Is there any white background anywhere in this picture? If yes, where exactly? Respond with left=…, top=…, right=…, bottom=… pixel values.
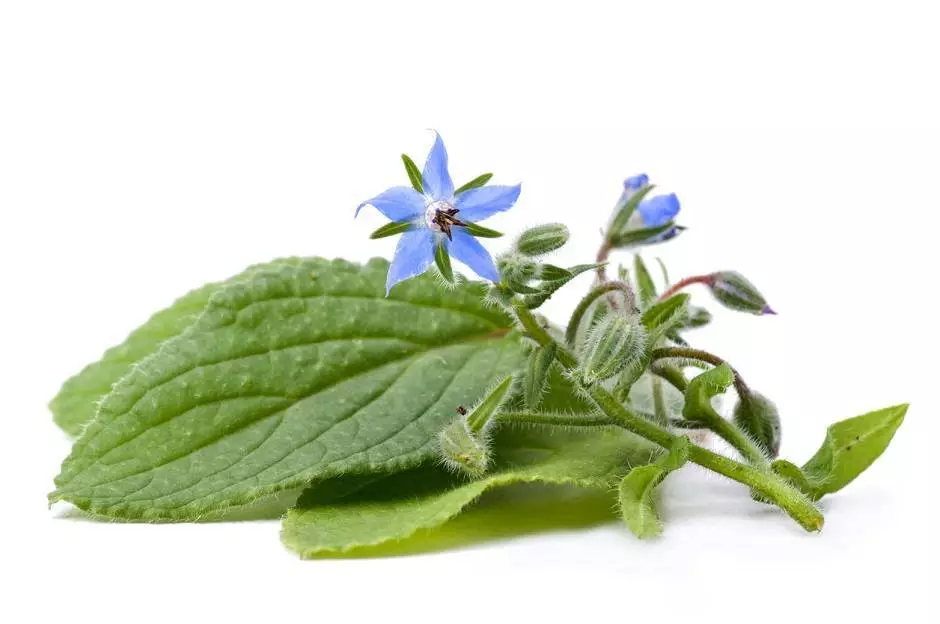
left=1, top=1, right=937, bottom=622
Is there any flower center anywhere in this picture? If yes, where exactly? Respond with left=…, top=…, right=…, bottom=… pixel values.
left=424, top=200, right=466, bottom=240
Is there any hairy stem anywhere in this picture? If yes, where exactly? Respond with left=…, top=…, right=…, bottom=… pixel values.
left=512, top=301, right=822, bottom=532
left=497, top=411, right=613, bottom=428
left=652, top=346, right=751, bottom=397
left=565, top=281, right=638, bottom=347
left=658, top=274, right=715, bottom=300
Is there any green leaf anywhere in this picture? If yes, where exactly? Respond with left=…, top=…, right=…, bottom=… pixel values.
left=608, top=184, right=655, bottom=236
left=617, top=436, right=689, bottom=539
left=401, top=154, right=424, bottom=194
left=682, top=363, right=734, bottom=424
left=454, top=173, right=493, bottom=195
left=611, top=222, right=679, bottom=248
left=281, top=427, right=659, bottom=557
left=641, top=293, right=690, bottom=334
left=522, top=263, right=603, bottom=309
left=462, top=222, right=503, bottom=238
left=369, top=220, right=412, bottom=239
left=50, top=258, right=524, bottom=520
left=434, top=240, right=454, bottom=283
left=800, top=404, right=907, bottom=499
left=49, top=262, right=273, bottom=436
left=655, top=257, right=670, bottom=286
left=524, top=344, right=555, bottom=409
left=633, top=254, right=657, bottom=306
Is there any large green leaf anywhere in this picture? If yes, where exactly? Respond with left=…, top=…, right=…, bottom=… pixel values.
left=617, top=436, right=689, bottom=539
left=281, top=427, right=660, bottom=558
left=50, top=257, right=524, bottom=520
left=50, top=283, right=220, bottom=437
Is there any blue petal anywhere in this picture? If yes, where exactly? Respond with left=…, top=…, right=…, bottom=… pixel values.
left=386, top=228, right=435, bottom=294
left=637, top=193, right=681, bottom=227
left=357, top=186, right=425, bottom=221
left=454, top=184, right=521, bottom=222
left=422, top=131, right=454, bottom=200
left=446, top=229, right=499, bottom=282
left=623, top=174, right=649, bottom=191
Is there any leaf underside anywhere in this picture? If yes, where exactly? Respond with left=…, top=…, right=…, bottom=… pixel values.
left=281, top=427, right=660, bottom=558
left=51, top=257, right=524, bottom=520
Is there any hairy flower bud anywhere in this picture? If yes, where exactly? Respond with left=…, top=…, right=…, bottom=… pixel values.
left=708, top=271, right=775, bottom=315
left=436, top=376, right=514, bottom=478
left=686, top=306, right=713, bottom=328
left=515, top=224, right=570, bottom=256
left=578, top=314, right=648, bottom=386
left=496, top=253, right=538, bottom=292
left=438, top=419, right=491, bottom=478
left=733, top=391, right=782, bottom=457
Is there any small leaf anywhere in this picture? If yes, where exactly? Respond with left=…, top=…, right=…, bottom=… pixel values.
left=50, top=258, right=523, bottom=520
left=537, top=264, right=572, bottom=281
left=434, top=240, right=454, bottom=283
left=683, top=364, right=734, bottom=425
left=524, top=344, right=556, bottom=409
left=617, top=436, right=689, bottom=539
left=611, top=222, right=678, bottom=248
left=633, top=255, right=657, bottom=306
left=771, top=459, right=814, bottom=494
left=608, top=184, right=655, bottom=236
left=454, top=173, right=493, bottom=195
left=462, top=222, right=503, bottom=238
left=401, top=154, right=424, bottom=194
left=282, top=427, right=659, bottom=557
left=641, top=293, right=690, bottom=334
left=522, top=263, right=603, bottom=309
left=800, top=404, right=907, bottom=499
left=369, top=220, right=412, bottom=239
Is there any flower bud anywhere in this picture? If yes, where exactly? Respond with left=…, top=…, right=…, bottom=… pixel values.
left=733, top=391, right=782, bottom=457
left=578, top=314, right=648, bottom=386
left=496, top=253, right=538, bottom=292
left=438, top=419, right=490, bottom=478
left=515, top=224, right=570, bottom=257
left=686, top=306, right=712, bottom=328
left=708, top=271, right=775, bottom=315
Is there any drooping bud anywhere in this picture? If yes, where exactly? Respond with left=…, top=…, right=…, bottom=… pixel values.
left=708, top=271, right=775, bottom=315
left=437, top=376, right=515, bottom=478
left=733, top=391, right=782, bottom=457
left=578, top=314, right=648, bottom=386
left=515, top=223, right=570, bottom=257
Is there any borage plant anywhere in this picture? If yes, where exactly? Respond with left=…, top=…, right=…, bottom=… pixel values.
left=49, top=133, right=907, bottom=556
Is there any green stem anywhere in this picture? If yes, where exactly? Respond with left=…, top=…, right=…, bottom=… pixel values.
left=651, top=377, right=668, bottom=426
left=652, top=346, right=751, bottom=397
left=650, top=363, right=688, bottom=392
left=497, top=411, right=613, bottom=428
left=512, top=302, right=823, bottom=532
left=565, top=281, right=638, bottom=347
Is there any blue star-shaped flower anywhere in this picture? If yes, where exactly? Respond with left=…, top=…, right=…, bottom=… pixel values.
left=357, top=133, right=521, bottom=294
left=618, top=174, right=683, bottom=243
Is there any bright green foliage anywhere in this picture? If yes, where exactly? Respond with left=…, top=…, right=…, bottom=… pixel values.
left=282, top=427, right=659, bottom=557
left=633, top=255, right=657, bottom=305
left=682, top=363, right=734, bottom=425
left=50, top=283, right=221, bottom=436
left=454, top=173, right=493, bottom=195
left=433, top=240, right=454, bottom=283
left=369, top=221, right=412, bottom=240
left=733, top=392, right=782, bottom=457
left=617, top=436, right=690, bottom=539
left=800, top=404, right=907, bottom=499
left=524, top=344, right=555, bottom=409
left=50, top=258, right=523, bottom=520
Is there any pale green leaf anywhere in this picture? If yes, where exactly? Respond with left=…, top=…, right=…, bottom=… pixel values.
left=801, top=404, right=907, bottom=499
left=281, top=427, right=659, bottom=558
left=50, top=257, right=523, bottom=520
left=617, top=436, right=689, bottom=539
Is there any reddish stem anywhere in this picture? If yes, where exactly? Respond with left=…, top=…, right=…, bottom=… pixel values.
left=658, top=274, right=715, bottom=301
